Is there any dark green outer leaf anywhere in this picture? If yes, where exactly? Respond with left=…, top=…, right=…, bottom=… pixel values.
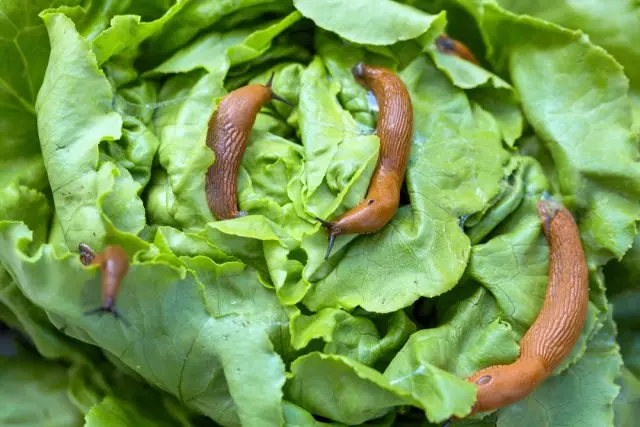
left=0, top=354, right=83, bottom=426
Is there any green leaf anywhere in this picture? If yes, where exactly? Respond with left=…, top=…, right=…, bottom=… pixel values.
left=283, top=401, right=346, bottom=426
left=385, top=286, right=517, bottom=422
left=0, top=0, right=77, bottom=190
left=614, top=367, right=640, bottom=427
left=153, top=70, right=222, bottom=229
left=454, top=1, right=640, bottom=267
left=610, top=289, right=640, bottom=378
left=0, top=270, right=95, bottom=363
left=91, top=0, right=189, bottom=65
left=289, top=307, right=416, bottom=367
left=0, top=183, right=50, bottom=247
left=286, top=353, right=416, bottom=424
left=84, top=396, right=184, bottom=427
left=36, top=12, right=145, bottom=250
left=495, top=0, right=640, bottom=131
left=146, top=30, right=251, bottom=77
left=146, top=11, right=301, bottom=78
left=0, top=354, right=83, bottom=426
left=304, top=56, right=508, bottom=313
left=293, top=0, right=445, bottom=46
left=425, top=40, right=523, bottom=145
left=297, top=56, right=379, bottom=216
left=143, top=0, right=294, bottom=62
left=605, top=232, right=640, bottom=296
left=0, top=221, right=286, bottom=427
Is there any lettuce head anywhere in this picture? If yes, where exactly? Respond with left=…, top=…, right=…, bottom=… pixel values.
left=1, top=0, right=639, bottom=426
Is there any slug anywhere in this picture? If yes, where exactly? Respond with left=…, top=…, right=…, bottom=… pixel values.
left=79, top=243, right=130, bottom=325
left=205, top=73, right=292, bottom=220
left=435, top=34, right=480, bottom=65
left=316, top=63, right=414, bottom=259
left=444, top=200, right=588, bottom=425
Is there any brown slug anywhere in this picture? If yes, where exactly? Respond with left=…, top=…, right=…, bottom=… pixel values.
left=436, top=34, right=480, bottom=65
left=316, top=63, right=414, bottom=259
left=444, top=200, right=588, bottom=425
left=205, top=73, right=291, bottom=220
left=79, top=243, right=130, bottom=325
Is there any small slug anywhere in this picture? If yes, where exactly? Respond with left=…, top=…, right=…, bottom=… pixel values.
left=316, top=63, right=413, bottom=259
left=79, top=243, right=130, bottom=325
left=435, top=34, right=480, bottom=65
left=444, top=200, right=588, bottom=425
left=205, top=73, right=292, bottom=220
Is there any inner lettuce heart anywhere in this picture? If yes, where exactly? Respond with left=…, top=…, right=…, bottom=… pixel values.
left=0, top=0, right=639, bottom=426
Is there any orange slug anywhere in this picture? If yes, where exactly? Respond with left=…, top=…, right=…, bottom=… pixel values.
left=79, top=243, right=130, bottom=325
left=435, top=34, right=480, bottom=65
left=444, top=200, right=588, bottom=425
left=316, top=63, right=414, bottom=259
left=205, top=73, right=292, bottom=220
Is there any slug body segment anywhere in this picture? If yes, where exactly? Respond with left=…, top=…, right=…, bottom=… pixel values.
left=436, top=34, right=480, bottom=65
left=318, top=64, right=413, bottom=259
left=79, top=243, right=130, bottom=325
left=205, top=75, right=291, bottom=220
left=457, top=201, right=589, bottom=419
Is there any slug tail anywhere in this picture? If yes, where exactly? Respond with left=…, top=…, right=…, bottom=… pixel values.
left=441, top=419, right=453, bottom=427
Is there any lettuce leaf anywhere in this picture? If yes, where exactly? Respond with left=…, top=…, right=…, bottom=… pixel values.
left=293, top=0, right=445, bottom=46
left=0, top=349, right=83, bottom=426
left=1, top=0, right=639, bottom=425
left=36, top=12, right=144, bottom=251
left=303, top=55, right=509, bottom=313
left=495, top=0, right=640, bottom=131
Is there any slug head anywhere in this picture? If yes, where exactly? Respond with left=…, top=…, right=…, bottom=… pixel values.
left=465, top=359, right=546, bottom=416
left=435, top=34, right=455, bottom=53
left=536, top=199, right=563, bottom=237
left=79, top=243, right=96, bottom=266
left=315, top=217, right=342, bottom=260
left=265, top=72, right=294, bottom=106
left=352, top=62, right=383, bottom=88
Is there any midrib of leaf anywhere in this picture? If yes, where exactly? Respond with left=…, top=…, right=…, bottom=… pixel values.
left=0, top=76, right=36, bottom=116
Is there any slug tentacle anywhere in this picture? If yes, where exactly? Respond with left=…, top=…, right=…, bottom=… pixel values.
left=318, top=63, right=413, bottom=259
left=452, top=201, right=588, bottom=421
left=205, top=75, right=293, bottom=220
left=84, top=304, right=130, bottom=327
left=315, top=217, right=342, bottom=260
